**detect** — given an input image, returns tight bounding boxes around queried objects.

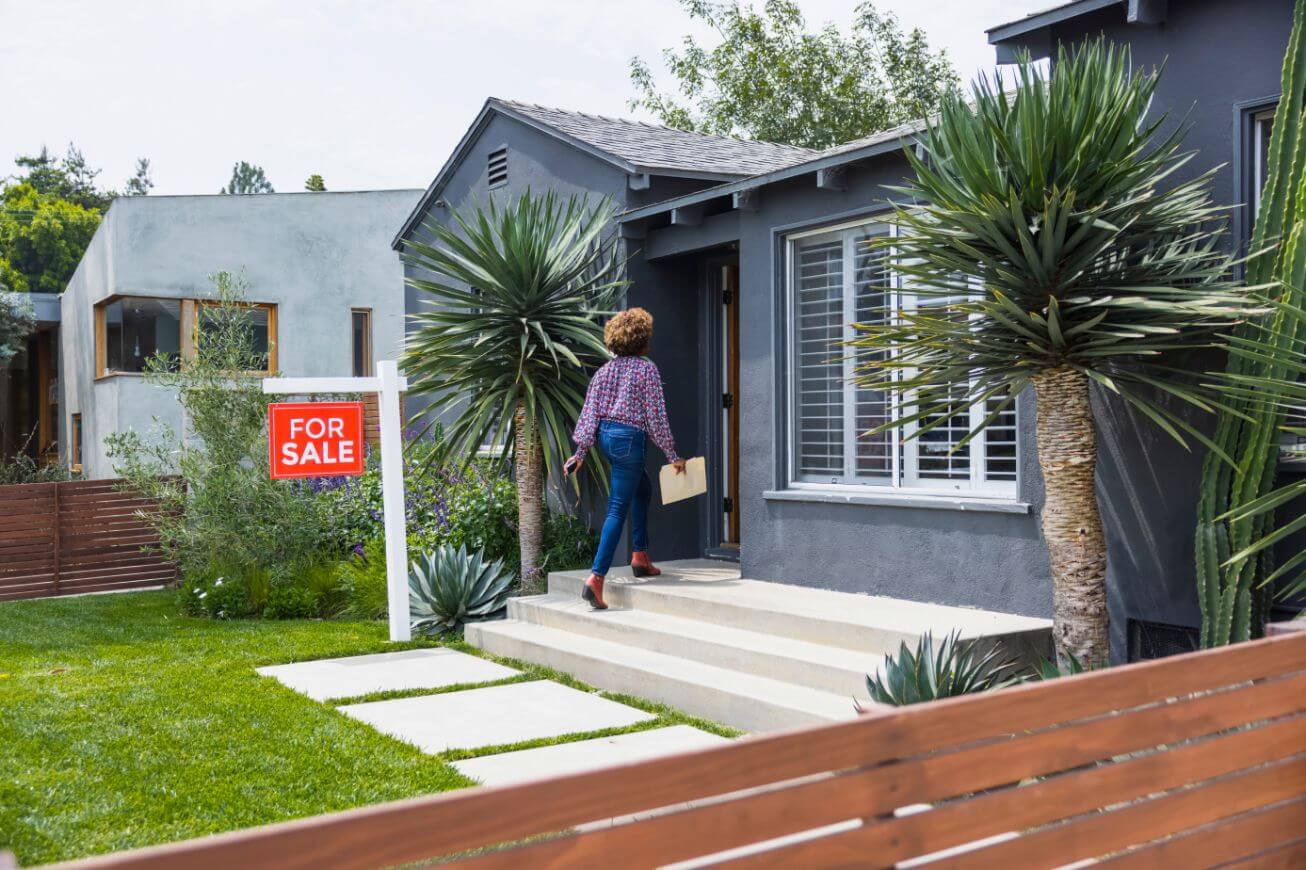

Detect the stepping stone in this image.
[338,680,655,753]
[453,725,730,786]
[257,648,518,701]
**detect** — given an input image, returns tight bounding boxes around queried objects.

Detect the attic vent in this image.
[487,148,508,188]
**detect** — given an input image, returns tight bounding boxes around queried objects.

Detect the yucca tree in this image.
[402,190,625,588]
[850,40,1258,668]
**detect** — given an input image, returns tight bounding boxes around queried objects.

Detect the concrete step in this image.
[464,619,859,733]
[508,594,883,696]
[548,561,1052,659]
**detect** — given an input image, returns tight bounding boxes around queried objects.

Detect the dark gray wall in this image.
[691,158,1052,619]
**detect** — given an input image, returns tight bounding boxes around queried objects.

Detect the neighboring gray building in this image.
[402,0,1299,661]
[63,189,420,478]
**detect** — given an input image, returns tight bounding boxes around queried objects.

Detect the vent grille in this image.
[1127,618,1199,662]
[487,147,508,187]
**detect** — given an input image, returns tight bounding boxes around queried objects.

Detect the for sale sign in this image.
[268,401,365,479]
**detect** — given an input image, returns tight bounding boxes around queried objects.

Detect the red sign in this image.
[268,401,365,479]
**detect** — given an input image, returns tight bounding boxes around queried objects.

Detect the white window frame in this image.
[784,216,1019,499]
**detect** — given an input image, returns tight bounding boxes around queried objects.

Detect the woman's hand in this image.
[672,459,687,475]
[564,456,584,476]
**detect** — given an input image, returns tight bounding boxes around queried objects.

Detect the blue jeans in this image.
[592,421,651,577]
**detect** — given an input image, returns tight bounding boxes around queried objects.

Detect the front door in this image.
[721,263,741,548]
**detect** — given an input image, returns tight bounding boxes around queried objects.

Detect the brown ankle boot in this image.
[581,573,608,610]
[631,551,661,577]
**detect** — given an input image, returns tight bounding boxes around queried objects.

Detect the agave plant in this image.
[851,39,1259,668]
[1029,651,1090,681]
[861,631,1018,708]
[401,190,625,589]
[408,544,515,636]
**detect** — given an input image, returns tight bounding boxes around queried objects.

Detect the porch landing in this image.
[465,560,1053,732]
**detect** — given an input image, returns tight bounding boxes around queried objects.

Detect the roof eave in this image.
[985,0,1122,44]
[618,133,917,225]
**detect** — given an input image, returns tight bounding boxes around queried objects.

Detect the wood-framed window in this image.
[70,413,83,473]
[94,295,183,377]
[351,308,373,377]
[183,299,278,374]
[784,217,1018,497]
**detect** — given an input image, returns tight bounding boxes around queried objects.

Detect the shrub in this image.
[264,584,320,620]
[180,568,256,620]
[541,512,597,573]
[106,271,337,608]
[408,544,514,636]
[338,538,390,620]
[861,631,1018,708]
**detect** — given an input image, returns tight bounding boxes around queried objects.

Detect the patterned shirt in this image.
[571,356,679,463]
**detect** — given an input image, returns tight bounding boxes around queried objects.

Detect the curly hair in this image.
[604,307,653,357]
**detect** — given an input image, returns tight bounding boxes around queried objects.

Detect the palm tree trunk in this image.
[513,402,545,592]
[1032,366,1110,669]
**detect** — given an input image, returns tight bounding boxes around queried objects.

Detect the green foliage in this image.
[850,39,1250,453]
[0,291,35,361]
[0,183,101,293]
[304,173,327,192]
[9,144,116,211]
[541,511,598,572]
[432,470,520,564]
[264,584,320,620]
[401,189,626,482]
[862,631,1018,707]
[408,544,515,636]
[106,270,335,604]
[0,450,75,485]
[339,538,392,620]
[220,161,275,194]
[1029,651,1089,681]
[1198,2,1306,643]
[125,158,153,196]
[629,0,958,149]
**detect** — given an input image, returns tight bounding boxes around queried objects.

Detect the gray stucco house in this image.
[400,0,1299,661]
[63,189,420,478]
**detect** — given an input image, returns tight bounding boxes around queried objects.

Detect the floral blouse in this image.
[571,356,679,463]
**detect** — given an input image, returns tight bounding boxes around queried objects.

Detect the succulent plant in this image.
[861,630,1018,708]
[408,544,514,636]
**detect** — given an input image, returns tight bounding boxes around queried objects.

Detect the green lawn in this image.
[0,590,735,866]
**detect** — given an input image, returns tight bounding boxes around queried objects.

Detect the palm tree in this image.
[850,40,1257,667]
[401,190,625,588]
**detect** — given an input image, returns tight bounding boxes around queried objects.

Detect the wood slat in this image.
[1098,799,1306,868]
[936,755,1306,868]
[717,711,1306,869]
[0,479,174,602]
[52,634,1306,870]
[460,673,1306,870]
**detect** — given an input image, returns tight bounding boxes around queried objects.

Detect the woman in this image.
[564,308,685,610]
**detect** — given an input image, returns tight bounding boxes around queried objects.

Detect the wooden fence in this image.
[0,479,176,601]
[46,629,1306,869]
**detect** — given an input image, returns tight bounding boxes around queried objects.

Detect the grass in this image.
[0,590,737,866]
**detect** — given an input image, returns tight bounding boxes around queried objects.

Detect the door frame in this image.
[700,252,741,559]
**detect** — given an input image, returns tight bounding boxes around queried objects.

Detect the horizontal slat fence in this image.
[0,479,176,601]
[46,630,1306,869]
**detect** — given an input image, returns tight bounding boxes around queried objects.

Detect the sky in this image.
[0,0,1050,197]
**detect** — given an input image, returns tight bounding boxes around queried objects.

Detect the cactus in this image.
[1197,0,1306,646]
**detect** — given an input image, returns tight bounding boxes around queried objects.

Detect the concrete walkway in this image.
[258,646,731,785]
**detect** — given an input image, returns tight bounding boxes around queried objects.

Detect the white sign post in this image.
[263,359,411,641]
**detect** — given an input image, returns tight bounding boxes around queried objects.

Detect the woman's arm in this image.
[642,361,680,463]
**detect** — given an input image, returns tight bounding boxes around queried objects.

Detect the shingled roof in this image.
[493,98,816,177]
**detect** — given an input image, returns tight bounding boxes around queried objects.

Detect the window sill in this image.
[95,371,147,381]
[762,488,1031,515]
